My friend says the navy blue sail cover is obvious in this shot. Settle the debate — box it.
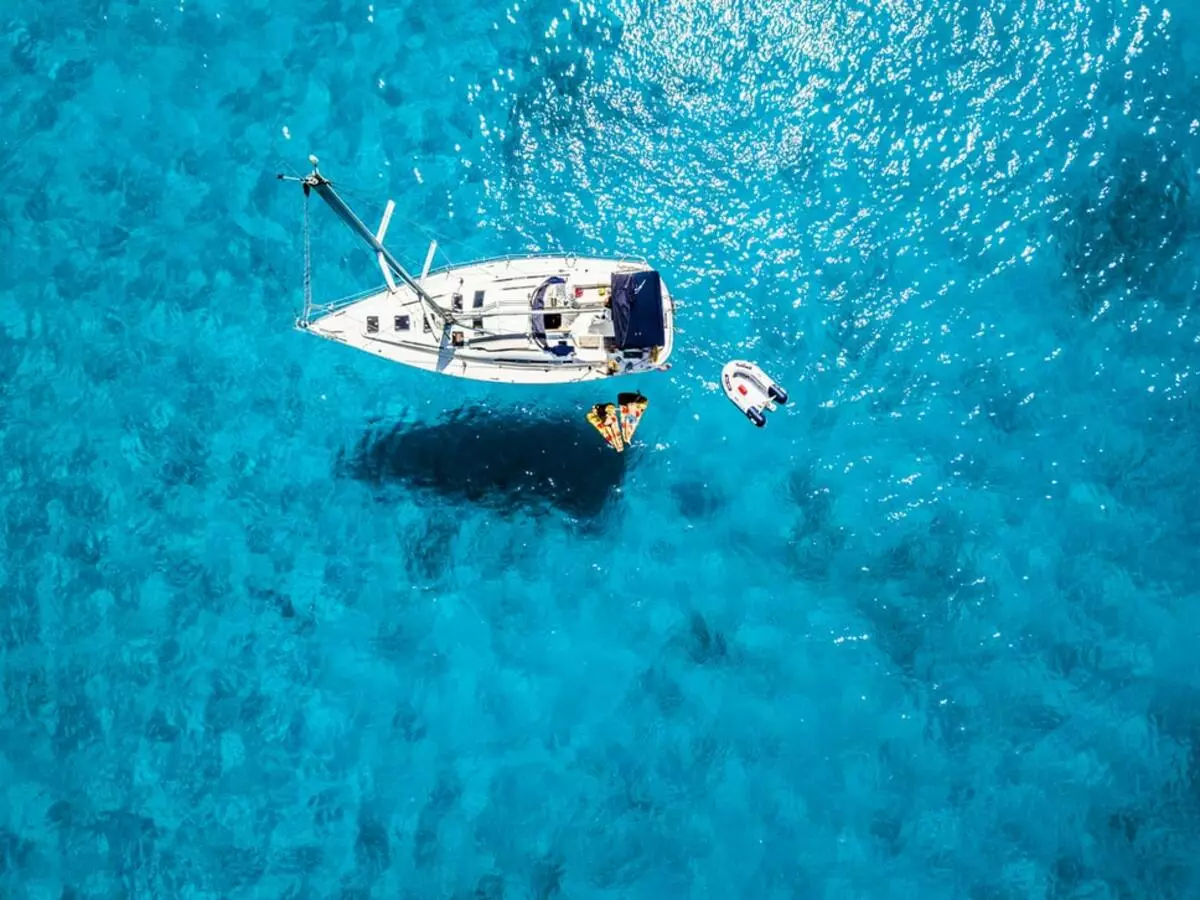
[610,270,665,350]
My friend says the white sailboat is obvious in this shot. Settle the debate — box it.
[279,156,675,385]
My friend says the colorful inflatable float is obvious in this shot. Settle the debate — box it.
[587,391,648,452]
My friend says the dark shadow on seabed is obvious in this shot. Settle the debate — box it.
[336,405,629,519]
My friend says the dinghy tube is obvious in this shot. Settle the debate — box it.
[721,360,788,427]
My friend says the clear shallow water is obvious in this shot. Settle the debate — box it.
[3,0,1200,896]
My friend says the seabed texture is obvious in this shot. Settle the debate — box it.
[2,0,1200,896]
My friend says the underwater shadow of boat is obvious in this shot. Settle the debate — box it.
[337,405,628,519]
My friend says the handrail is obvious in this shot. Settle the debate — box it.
[424,250,650,277]
[305,250,652,323]
[302,284,390,323]
[300,250,657,324]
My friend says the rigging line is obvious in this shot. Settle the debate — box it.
[315,179,487,265]
[275,155,306,182]
[302,191,313,322]
[326,180,380,208]
[315,181,460,270]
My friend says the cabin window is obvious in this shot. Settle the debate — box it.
[544,313,562,330]
[366,315,379,333]
[394,315,410,331]
[473,290,485,308]
[472,317,484,331]
[423,316,432,333]
[452,293,463,312]
[451,331,465,347]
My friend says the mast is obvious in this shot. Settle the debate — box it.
[279,156,454,328]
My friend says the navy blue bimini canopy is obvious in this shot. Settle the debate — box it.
[530,276,565,348]
[610,270,665,350]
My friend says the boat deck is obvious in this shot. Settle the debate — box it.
[302,254,674,385]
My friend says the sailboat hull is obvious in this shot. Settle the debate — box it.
[301,254,675,385]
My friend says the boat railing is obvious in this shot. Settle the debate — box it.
[423,250,650,276]
[300,250,652,325]
[301,284,387,324]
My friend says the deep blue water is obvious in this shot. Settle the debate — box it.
[3,0,1200,896]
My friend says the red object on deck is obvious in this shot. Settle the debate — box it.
[737,385,748,395]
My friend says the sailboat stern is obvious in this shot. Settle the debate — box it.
[606,269,673,373]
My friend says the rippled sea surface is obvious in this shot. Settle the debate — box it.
[3,0,1200,896]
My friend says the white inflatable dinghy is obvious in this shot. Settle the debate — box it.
[721,360,789,427]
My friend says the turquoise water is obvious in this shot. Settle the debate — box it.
[4,0,1200,895]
